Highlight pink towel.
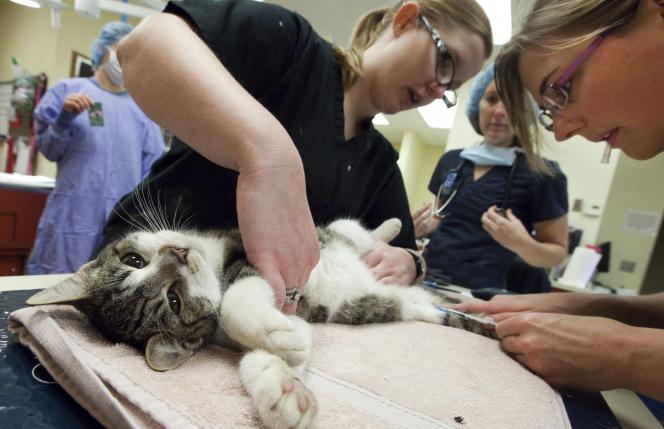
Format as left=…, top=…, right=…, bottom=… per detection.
left=9, top=305, right=570, bottom=429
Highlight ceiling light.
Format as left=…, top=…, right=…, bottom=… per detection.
left=75, top=0, right=101, bottom=19
left=477, top=0, right=512, bottom=45
left=9, top=0, right=41, bottom=8
left=372, top=113, right=390, bottom=126
left=418, top=100, right=456, bottom=129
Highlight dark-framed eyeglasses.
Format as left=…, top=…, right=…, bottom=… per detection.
left=538, top=31, right=609, bottom=131
left=419, top=14, right=457, bottom=108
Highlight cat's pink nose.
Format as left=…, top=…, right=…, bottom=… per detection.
left=169, top=246, right=188, bottom=264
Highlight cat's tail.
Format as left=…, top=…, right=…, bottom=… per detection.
left=370, top=218, right=402, bottom=243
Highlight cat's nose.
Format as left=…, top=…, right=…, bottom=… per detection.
left=169, top=246, right=188, bottom=264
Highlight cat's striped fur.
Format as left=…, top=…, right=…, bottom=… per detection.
left=28, top=218, right=495, bottom=429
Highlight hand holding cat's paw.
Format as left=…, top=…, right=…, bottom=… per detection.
left=240, top=350, right=317, bottom=429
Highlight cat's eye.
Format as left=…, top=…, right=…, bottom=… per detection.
left=167, top=289, right=181, bottom=315
left=121, top=253, right=147, bottom=269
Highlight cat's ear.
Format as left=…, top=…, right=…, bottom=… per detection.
left=371, top=218, right=402, bottom=243
left=25, top=260, right=98, bottom=305
left=145, top=334, right=202, bottom=371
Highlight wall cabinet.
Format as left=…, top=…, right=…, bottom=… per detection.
left=0, top=188, right=47, bottom=275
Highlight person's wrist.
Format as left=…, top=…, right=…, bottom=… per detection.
left=404, top=248, right=425, bottom=284
left=56, top=109, right=78, bottom=127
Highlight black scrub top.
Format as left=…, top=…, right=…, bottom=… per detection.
left=98, top=0, right=416, bottom=251
left=425, top=149, right=568, bottom=290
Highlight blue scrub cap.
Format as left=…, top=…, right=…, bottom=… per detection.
left=90, top=21, right=134, bottom=70
left=465, top=62, right=495, bottom=135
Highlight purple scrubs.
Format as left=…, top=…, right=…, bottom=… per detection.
left=27, top=77, right=164, bottom=274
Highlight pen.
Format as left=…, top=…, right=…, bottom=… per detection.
left=422, top=280, right=460, bottom=294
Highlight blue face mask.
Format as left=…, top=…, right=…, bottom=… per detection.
left=460, top=143, right=519, bottom=166
left=104, top=48, right=124, bottom=87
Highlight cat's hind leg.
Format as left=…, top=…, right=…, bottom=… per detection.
left=391, top=286, right=446, bottom=324
left=240, top=349, right=316, bottom=429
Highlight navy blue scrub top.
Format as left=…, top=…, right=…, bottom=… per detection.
left=425, top=149, right=568, bottom=290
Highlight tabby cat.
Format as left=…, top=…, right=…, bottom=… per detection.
left=27, top=218, right=495, bottom=429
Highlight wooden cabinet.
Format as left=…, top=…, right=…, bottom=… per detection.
left=0, top=188, right=47, bottom=275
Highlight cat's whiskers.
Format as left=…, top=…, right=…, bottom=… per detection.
left=202, top=297, right=225, bottom=333
left=133, top=186, right=164, bottom=233
left=133, top=306, right=156, bottom=338
left=112, top=202, right=151, bottom=233
left=172, top=195, right=194, bottom=232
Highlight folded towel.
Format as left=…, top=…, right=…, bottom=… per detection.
left=9, top=305, right=570, bottom=429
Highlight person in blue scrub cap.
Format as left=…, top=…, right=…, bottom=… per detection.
left=27, top=21, right=165, bottom=274
left=411, top=62, right=569, bottom=291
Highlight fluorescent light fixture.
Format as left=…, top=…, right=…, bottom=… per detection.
left=372, top=113, right=390, bottom=126
left=477, top=0, right=512, bottom=45
left=9, top=0, right=41, bottom=8
left=417, top=100, right=457, bottom=129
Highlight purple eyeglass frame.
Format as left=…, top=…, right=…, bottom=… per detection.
left=539, top=30, right=610, bottom=130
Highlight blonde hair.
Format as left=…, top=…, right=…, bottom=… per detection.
left=332, top=0, right=493, bottom=89
left=495, top=0, right=641, bottom=174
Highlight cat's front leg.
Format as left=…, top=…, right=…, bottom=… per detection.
left=221, top=276, right=312, bottom=367
left=240, top=349, right=316, bottom=429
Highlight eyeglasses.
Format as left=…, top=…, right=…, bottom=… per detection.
left=538, top=31, right=609, bottom=131
left=419, top=15, right=457, bottom=108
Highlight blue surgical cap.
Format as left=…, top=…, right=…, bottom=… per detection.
left=90, top=21, right=134, bottom=70
left=466, top=62, right=495, bottom=135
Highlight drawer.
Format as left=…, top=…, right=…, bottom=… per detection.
left=0, top=255, right=23, bottom=276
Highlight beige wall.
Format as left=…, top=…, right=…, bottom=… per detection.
left=397, top=130, right=444, bottom=211
left=0, top=0, right=140, bottom=177
left=594, top=154, right=664, bottom=292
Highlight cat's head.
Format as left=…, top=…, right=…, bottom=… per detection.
left=27, top=229, right=223, bottom=371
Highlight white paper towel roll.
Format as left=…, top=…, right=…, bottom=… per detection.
left=558, top=246, right=603, bottom=288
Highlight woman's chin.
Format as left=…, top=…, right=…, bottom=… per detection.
left=484, top=135, right=514, bottom=147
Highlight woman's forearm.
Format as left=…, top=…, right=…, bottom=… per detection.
left=117, top=13, right=300, bottom=173
left=514, top=237, right=567, bottom=268
left=623, top=326, right=664, bottom=401
left=583, top=292, right=664, bottom=329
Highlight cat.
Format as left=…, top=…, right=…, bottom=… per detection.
left=27, top=217, right=495, bottom=429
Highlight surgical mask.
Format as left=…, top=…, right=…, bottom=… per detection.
left=103, top=48, right=124, bottom=87
left=460, top=143, right=519, bottom=166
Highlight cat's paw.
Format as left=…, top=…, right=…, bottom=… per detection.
left=371, top=218, right=402, bottom=243
left=222, top=277, right=311, bottom=366
left=262, top=315, right=312, bottom=367
left=243, top=311, right=312, bottom=367
left=240, top=350, right=317, bottom=429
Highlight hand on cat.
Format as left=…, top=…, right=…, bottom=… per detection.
left=481, top=206, right=530, bottom=253
left=63, top=93, right=94, bottom=114
left=362, top=242, right=415, bottom=286
left=236, top=151, right=319, bottom=314
left=493, top=312, right=641, bottom=392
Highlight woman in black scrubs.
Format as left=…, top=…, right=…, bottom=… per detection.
left=103, top=0, right=494, bottom=312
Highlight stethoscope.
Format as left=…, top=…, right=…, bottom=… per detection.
left=432, top=153, right=521, bottom=219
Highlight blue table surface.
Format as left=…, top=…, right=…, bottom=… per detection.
left=1, top=289, right=625, bottom=428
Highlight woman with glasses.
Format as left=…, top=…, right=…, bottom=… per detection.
left=454, top=0, right=664, bottom=401
left=98, top=0, right=493, bottom=314
left=412, top=63, right=569, bottom=291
